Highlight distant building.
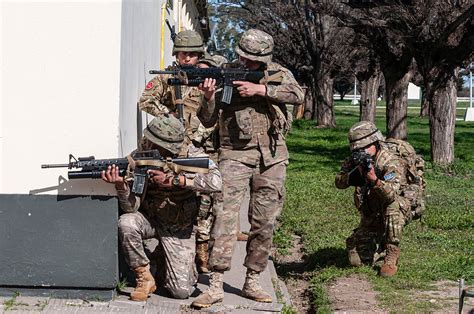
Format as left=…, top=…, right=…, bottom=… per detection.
left=408, top=83, right=421, bottom=100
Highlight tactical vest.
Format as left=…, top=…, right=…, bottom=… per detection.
left=382, top=138, right=426, bottom=219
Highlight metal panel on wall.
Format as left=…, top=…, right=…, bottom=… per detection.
left=0, top=194, right=118, bottom=292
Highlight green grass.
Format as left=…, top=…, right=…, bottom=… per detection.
left=116, top=278, right=128, bottom=292
left=2, top=292, right=28, bottom=311
left=276, top=106, right=474, bottom=312
left=3, top=292, right=19, bottom=311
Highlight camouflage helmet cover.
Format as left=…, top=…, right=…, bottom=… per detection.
left=198, top=54, right=229, bottom=67
left=211, top=55, right=228, bottom=67
left=173, top=30, right=204, bottom=55
left=235, top=29, right=273, bottom=64
left=143, top=114, right=185, bottom=154
left=348, top=121, right=385, bottom=151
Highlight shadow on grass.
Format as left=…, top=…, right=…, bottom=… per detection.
left=275, top=247, right=349, bottom=279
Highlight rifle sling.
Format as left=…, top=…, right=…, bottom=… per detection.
left=134, top=159, right=209, bottom=174
left=260, top=70, right=284, bottom=85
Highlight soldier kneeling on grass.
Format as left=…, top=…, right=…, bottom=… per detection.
left=335, top=121, right=425, bottom=277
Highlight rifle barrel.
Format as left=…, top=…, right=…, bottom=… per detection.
left=41, top=163, right=70, bottom=168
left=149, top=70, right=176, bottom=75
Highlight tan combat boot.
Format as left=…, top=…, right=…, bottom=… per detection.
left=130, top=264, right=157, bottom=301
left=191, top=271, right=224, bottom=308
left=196, top=241, right=210, bottom=273
left=241, top=269, right=272, bottom=303
left=380, top=244, right=401, bottom=277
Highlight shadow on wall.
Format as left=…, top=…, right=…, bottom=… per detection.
left=29, top=176, right=116, bottom=199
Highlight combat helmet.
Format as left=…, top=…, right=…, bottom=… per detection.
left=198, top=53, right=228, bottom=68
left=173, top=30, right=205, bottom=55
left=143, top=114, right=185, bottom=155
left=348, top=121, right=384, bottom=151
left=211, top=55, right=228, bottom=67
left=235, top=29, right=273, bottom=64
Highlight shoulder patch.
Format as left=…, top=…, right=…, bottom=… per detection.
left=383, top=172, right=396, bottom=181
left=145, top=81, right=154, bottom=90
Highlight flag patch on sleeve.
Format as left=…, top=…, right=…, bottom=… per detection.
left=383, top=172, right=396, bottom=181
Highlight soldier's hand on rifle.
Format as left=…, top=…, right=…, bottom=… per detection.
left=365, top=167, right=379, bottom=187
left=199, top=78, right=217, bottom=101
left=148, top=169, right=173, bottom=188
left=341, top=158, right=354, bottom=173
left=234, top=81, right=266, bottom=97
left=101, top=165, right=127, bottom=191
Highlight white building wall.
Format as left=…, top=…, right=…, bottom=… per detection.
left=1, top=0, right=203, bottom=196
left=1, top=1, right=121, bottom=195
left=119, top=0, right=175, bottom=156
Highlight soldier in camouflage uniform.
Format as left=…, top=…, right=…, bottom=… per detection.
left=139, top=30, right=211, bottom=272
left=192, top=29, right=304, bottom=308
left=335, top=121, right=412, bottom=277
left=139, top=29, right=205, bottom=147
left=192, top=54, right=229, bottom=273
left=101, top=115, right=222, bottom=301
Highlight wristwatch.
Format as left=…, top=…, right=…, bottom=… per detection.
left=172, top=175, right=181, bottom=187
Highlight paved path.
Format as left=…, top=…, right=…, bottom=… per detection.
left=0, top=190, right=291, bottom=313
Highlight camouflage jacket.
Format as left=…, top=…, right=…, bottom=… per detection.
left=335, top=143, right=407, bottom=215
left=139, top=74, right=204, bottom=142
left=116, top=141, right=222, bottom=227
left=198, top=62, right=304, bottom=167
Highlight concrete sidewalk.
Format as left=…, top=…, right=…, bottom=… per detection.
left=0, top=191, right=291, bottom=313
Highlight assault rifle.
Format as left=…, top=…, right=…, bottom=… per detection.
left=42, top=150, right=209, bottom=195
left=351, top=150, right=373, bottom=171
left=149, top=64, right=284, bottom=105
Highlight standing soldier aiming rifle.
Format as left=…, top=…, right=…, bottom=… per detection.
left=192, top=29, right=304, bottom=308
left=101, top=115, right=222, bottom=301
left=335, top=121, right=425, bottom=277
left=139, top=29, right=205, bottom=143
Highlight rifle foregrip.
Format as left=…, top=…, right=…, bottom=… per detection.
left=68, top=169, right=126, bottom=179
left=167, top=78, right=203, bottom=86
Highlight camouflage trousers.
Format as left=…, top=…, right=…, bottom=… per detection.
left=346, top=198, right=409, bottom=266
left=195, top=193, right=222, bottom=242
left=118, top=211, right=197, bottom=299
left=209, top=159, right=286, bottom=272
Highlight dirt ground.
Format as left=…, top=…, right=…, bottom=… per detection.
left=415, top=280, right=474, bottom=313
left=274, top=235, right=316, bottom=313
left=327, top=274, right=387, bottom=313
left=274, top=235, right=474, bottom=313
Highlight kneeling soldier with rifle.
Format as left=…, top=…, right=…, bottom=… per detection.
left=335, top=121, right=414, bottom=277
left=101, top=115, right=222, bottom=301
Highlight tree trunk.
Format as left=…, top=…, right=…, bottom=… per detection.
left=359, top=70, right=381, bottom=122
left=303, top=85, right=315, bottom=120
left=315, top=74, right=336, bottom=128
left=419, top=86, right=429, bottom=117
left=385, top=70, right=412, bottom=139
left=426, top=72, right=457, bottom=165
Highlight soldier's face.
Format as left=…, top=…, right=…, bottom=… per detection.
left=364, top=144, right=377, bottom=156
left=239, top=56, right=263, bottom=70
left=177, top=51, right=200, bottom=66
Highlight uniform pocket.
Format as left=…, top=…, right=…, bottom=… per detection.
left=235, top=108, right=253, bottom=140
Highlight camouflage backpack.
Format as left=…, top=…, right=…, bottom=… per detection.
left=383, top=138, right=426, bottom=220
